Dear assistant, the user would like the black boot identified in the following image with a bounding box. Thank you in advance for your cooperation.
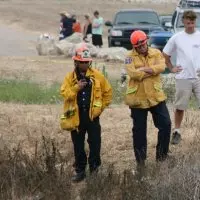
[135,160,146,179]
[71,171,86,183]
[90,167,99,174]
[89,164,100,174]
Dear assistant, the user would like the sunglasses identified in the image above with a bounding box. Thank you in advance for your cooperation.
[134,39,147,48]
[78,61,90,64]
[136,44,147,49]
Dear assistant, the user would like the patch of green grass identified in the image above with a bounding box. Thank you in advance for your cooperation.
[189,94,199,109]
[0,79,126,105]
[0,79,61,104]
[0,76,128,105]
[100,65,126,104]
[110,79,126,104]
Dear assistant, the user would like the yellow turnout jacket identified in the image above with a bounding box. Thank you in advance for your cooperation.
[60,67,112,131]
[125,47,166,109]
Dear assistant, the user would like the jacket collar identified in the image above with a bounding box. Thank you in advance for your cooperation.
[72,67,95,82]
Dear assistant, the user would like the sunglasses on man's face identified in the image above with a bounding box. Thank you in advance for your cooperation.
[135,39,147,48]
[136,44,146,49]
[79,61,90,64]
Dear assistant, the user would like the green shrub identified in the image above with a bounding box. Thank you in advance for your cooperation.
[0,80,61,104]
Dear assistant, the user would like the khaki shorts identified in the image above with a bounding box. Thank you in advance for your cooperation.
[175,79,200,110]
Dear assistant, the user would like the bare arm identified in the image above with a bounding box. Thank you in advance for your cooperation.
[83,23,88,36]
[163,52,182,73]
[162,35,182,73]
[163,52,174,71]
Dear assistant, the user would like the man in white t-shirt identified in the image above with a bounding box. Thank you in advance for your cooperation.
[163,10,200,145]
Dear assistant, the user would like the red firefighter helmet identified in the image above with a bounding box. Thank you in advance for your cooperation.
[130,30,148,47]
[72,44,92,62]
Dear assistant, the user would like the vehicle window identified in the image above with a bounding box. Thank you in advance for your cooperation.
[160,16,172,25]
[176,12,200,27]
[114,11,160,25]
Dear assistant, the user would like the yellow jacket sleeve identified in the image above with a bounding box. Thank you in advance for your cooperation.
[126,63,145,81]
[126,62,152,81]
[101,76,112,110]
[60,74,80,101]
[149,51,166,75]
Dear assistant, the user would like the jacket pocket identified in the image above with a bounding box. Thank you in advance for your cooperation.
[125,85,141,106]
[92,80,103,119]
[126,86,138,95]
[60,106,79,131]
[153,82,166,101]
[92,101,102,119]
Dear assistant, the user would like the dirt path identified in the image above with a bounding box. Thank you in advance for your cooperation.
[0,23,38,56]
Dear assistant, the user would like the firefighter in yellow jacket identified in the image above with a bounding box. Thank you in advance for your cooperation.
[125,30,171,169]
[60,44,112,182]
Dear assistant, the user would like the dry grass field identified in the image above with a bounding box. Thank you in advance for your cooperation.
[1,1,200,199]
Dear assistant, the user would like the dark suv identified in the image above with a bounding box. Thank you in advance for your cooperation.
[105,9,164,50]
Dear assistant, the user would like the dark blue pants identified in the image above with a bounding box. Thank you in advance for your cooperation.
[71,110,101,173]
[131,101,171,162]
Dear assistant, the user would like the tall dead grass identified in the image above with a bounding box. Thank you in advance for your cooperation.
[0,103,200,199]
[0,137,72,200]
[0,136,199,200]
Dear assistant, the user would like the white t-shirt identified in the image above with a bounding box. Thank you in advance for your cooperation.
[163,30,200,79]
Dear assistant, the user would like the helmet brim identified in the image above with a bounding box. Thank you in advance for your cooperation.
[133,39,147,47]
[72,56,92,62]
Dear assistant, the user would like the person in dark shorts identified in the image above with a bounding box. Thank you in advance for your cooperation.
[92,11,104,47]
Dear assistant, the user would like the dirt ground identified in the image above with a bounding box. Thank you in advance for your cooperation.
[0,56,124,84]
[1,0,198,174]
[0,0,176,35]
